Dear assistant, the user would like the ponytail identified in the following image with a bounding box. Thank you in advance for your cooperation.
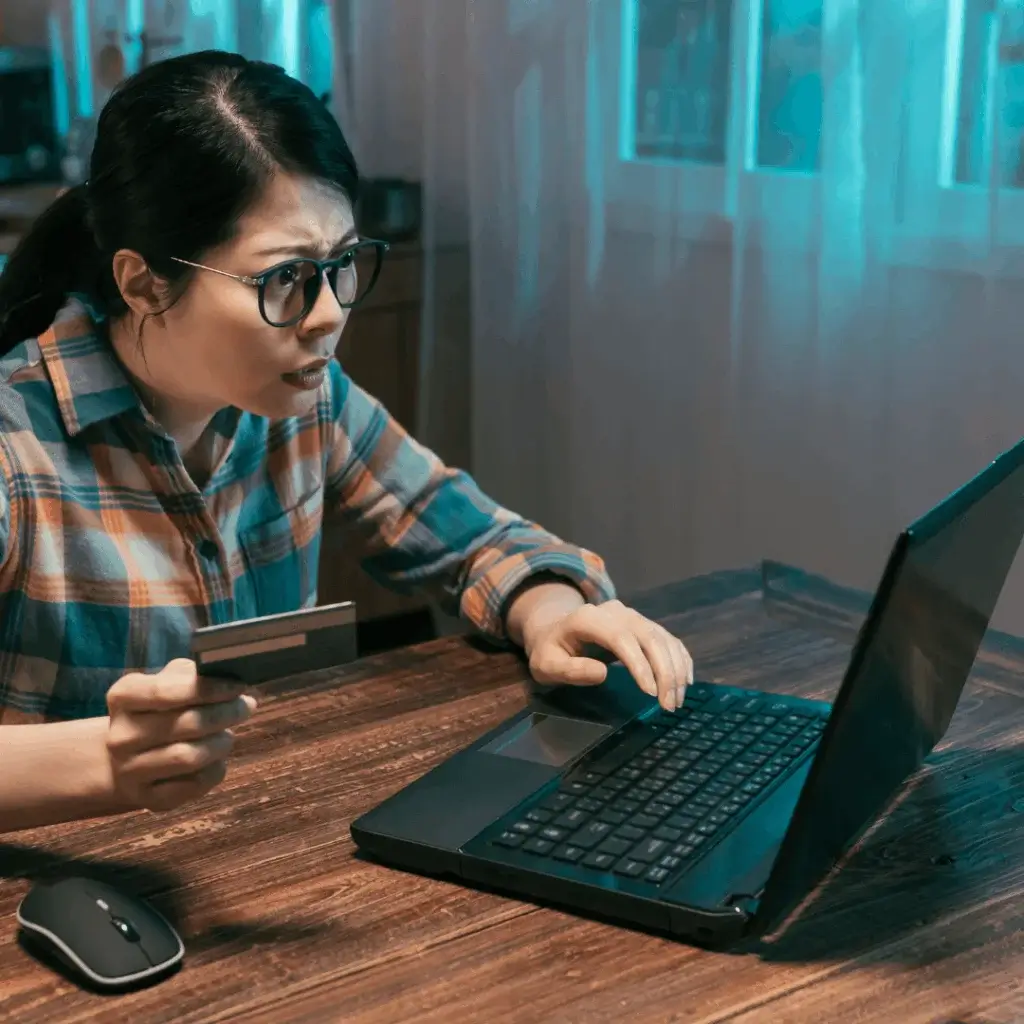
[0,185,108,355]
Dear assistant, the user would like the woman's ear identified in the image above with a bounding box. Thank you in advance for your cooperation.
[110,249,170,317]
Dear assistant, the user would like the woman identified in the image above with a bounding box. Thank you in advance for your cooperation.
[0,51,692,833]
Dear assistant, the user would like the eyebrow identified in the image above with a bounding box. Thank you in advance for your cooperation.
[253,228,359,260]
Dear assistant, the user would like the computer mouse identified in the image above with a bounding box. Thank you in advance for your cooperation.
[16,875,184,991]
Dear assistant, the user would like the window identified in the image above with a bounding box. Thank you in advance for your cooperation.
[754,0,821,173]
[606,0,825,242]
[897,0,1024,254]
[606,0,1024,259]
[631,0,733,165]
[944,0,1024,189]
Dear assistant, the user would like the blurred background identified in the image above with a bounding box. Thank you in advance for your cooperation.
[3,0,1024,643]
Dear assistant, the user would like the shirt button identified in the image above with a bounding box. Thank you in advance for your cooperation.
[198,539,219,561]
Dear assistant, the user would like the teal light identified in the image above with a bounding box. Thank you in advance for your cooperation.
[47,11,70,135]
[71,0,93,117]
[619,0,639,161]
[282,0,301,79]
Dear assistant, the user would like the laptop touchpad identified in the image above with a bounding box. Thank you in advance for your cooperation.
[481,713,612,767]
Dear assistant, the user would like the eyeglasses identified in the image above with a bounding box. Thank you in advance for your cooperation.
[171,238,389,328]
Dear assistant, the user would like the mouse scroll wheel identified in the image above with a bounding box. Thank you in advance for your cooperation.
[109,914,141,943]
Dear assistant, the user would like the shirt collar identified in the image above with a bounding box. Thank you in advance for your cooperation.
[37,297,143,437]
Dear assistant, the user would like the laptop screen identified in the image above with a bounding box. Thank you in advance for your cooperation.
[757,439,1024,933]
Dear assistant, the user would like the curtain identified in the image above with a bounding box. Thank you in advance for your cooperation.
[408,0,1024,631]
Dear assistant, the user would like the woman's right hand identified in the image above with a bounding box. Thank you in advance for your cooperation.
[104,658,257,812]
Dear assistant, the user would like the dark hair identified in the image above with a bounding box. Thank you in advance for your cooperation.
[0,50,359,353]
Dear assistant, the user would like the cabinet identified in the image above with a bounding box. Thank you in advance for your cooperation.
[317,243,430,624]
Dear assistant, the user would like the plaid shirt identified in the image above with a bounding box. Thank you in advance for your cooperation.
[0,300,615,722]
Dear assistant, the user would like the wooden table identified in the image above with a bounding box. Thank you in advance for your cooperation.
[2,562,1023,1023]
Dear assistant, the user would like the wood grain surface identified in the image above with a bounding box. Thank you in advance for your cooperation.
[1,563,1022,1024]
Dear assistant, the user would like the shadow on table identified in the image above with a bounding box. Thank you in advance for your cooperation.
[0,843,339,959]
[740,744,1024,966]
[0,843,186,924]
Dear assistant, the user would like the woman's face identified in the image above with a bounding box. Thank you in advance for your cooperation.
[115,173,356,422]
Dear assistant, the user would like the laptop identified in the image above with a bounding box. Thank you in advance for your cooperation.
[351,437,1024,946]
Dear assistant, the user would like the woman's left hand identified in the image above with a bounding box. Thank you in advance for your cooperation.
[523,599,694,712]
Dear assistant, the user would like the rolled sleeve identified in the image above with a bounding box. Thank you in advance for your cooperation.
[456,516,617,642]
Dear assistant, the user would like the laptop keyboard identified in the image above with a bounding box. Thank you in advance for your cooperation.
[485,684,827,888]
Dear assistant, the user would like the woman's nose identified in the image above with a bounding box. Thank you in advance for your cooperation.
[302,269,348,335]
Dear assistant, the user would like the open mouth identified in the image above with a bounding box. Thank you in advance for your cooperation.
[281,358,329,391]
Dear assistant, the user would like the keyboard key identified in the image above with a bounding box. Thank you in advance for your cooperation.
[733,696,764,713]
[614,859,646,878]
[540,826,570,842]
[494,831,524,848]
[719,802,742,816]
[645,866,670,884]
[617,825,645,841]
[511,821,537,835]
[654,825,682,842]
[540,792,573,812]
[571,821,614,849]
[554,844,585,863]
[583,851,616,870]
[577,797,603,813]
[658,854,682,870]
[673,843,696,857]
[612,798,642,815]
[523,837,554,855]
[666,814,697,831]
[646,803,673,818]
[597,837,632,857]
[597,808,628,826]
[696,823,718,836]
[525,808,553,824]
[629,838,669,862]
[562,781,590,796]
[554,808,588,829]
[632,814,659,830]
